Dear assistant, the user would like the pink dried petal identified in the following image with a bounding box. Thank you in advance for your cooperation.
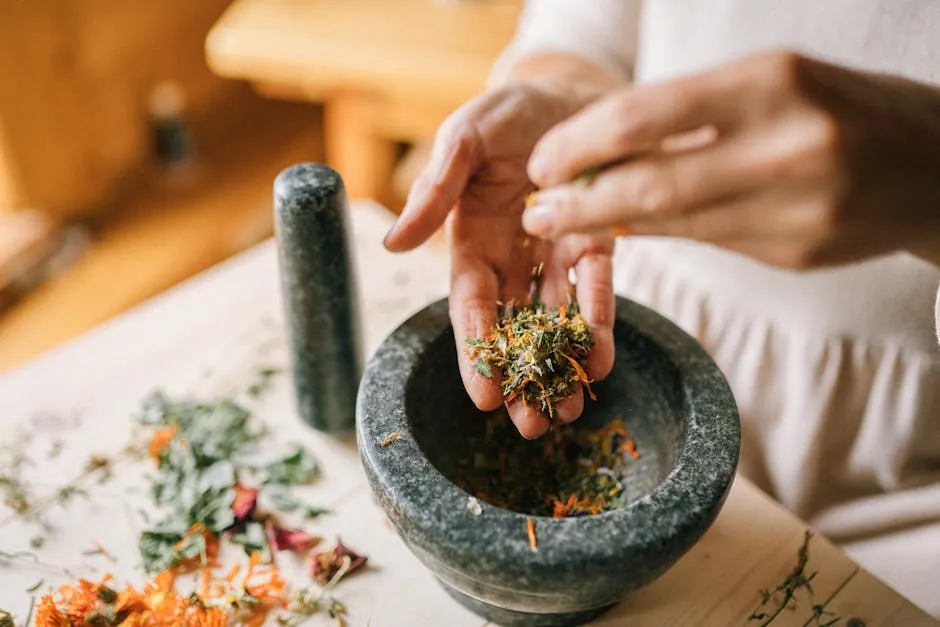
[266,520,320,553]
[231,484,259,522]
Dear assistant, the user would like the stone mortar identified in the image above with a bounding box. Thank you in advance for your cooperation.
[357,296,740,626]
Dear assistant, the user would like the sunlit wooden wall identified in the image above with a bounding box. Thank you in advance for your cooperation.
[0,0,239,218]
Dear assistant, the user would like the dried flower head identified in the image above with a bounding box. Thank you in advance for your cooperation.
[310,541,367,587]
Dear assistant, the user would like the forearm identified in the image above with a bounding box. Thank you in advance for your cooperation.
[489,51,629,110]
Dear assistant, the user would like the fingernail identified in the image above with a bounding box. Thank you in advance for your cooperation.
[528,153,548,182]
[382,228,396,249]
[384,196,417,250]
[522,199,554,236]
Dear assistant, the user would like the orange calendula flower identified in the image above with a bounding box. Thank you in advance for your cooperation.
[622,437,640,460]
[35,556,291,627]
[34,595,69,626]
[148,424,177,463]
[551,494,605,518]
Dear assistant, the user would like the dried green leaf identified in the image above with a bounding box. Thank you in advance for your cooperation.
[473,360,493,378]
[304,507,331,520]
[247,367,281,398]
[264,446,320,485]
[139,527,185,573]
[48,440,64,459]
[230,521,271,562]
[56,485,88,505]
[264,486,301,512]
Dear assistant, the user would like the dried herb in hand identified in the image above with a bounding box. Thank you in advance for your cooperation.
[466,300,595,420]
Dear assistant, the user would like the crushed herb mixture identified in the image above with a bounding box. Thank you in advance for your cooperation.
[137,391,325,574]
[21,374,368,627]
[455,409,640,518]
[466,299,595,420]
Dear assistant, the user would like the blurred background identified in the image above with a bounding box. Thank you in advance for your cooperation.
[0,0,522,371]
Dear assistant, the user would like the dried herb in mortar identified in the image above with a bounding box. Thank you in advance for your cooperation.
[456,409,640,517]
[466,299,595,420]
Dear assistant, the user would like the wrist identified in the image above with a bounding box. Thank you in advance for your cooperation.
[490,52,626,112]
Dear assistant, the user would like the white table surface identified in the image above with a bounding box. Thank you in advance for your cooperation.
[0,201,934,627]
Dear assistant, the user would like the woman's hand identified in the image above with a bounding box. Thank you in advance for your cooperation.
[522,50,940,269]
[383,82,616,438]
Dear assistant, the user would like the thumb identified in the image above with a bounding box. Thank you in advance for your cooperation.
[384,118,480,252]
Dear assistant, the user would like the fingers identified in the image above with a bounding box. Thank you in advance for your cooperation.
[507,386,584,440]
[573,251,615,380]
[384,117,481,252]
[625,193,853,269]
[528,72,742,187]
[522,137,768,239]
[450,246,504,412]
[534,249,575,308]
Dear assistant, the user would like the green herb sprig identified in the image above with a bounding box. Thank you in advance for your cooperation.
[747,531,847,626]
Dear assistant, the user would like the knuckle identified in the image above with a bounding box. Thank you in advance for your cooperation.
[756,112,845,181]
[811,195,845,233]
[766,50,810,88]
[788,244,826,270]
[626,166,676,213]
[426,178,450,205]
[805,112,844,165]
[787,213,837,270]
[439,111,470,144]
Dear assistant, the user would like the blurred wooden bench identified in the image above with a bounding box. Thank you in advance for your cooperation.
[205,0,522,208]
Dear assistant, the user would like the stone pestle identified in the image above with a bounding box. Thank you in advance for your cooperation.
[274,163,362,433]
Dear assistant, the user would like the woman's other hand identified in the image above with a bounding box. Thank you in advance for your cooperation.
[523,50,940,270]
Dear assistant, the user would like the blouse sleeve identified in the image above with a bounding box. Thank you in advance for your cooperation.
[489,0,643,84]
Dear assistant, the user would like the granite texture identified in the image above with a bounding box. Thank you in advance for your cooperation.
[275,163,362,433]
[357,296,741,626]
